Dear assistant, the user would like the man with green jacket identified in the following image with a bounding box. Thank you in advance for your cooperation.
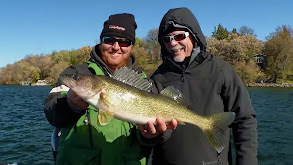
[44,13,176,165]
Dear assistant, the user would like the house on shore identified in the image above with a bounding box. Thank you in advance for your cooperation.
[31,80,51,86]
[253,54,267,69]
[21,81,31,86]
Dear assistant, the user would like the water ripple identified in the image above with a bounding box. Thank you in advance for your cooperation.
[0,86,54,165]
[0,86,293,165]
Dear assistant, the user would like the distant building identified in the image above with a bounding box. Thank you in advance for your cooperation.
[253,54,267,69]
[31,80,51,86]
[21,81,31,86]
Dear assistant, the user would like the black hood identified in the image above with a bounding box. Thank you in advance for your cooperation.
[158,7,207,58]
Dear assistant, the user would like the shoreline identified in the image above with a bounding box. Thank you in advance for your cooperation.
[246,83,293,87]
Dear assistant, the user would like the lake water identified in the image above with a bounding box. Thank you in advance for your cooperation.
[0,86,292,165]
[249,87,293,165]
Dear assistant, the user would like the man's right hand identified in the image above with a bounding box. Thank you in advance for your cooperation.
[138,117,177,139]
[67,90,89,111]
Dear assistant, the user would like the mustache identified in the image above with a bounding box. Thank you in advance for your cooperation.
[169,46,186,52]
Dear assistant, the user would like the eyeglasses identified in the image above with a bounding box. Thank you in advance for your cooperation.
[162,32,189,44]
[102,36,133,47]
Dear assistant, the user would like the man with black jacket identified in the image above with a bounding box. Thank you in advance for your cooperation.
[150,8,258,165]
[44,13,176,165]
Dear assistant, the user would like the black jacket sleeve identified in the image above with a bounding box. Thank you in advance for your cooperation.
[44,66,86,128]
[222,68,258,165]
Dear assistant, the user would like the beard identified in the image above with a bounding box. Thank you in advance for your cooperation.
[169,46,186,62]
[173,55,186,62]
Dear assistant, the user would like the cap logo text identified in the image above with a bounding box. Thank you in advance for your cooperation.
[109,25,125,31]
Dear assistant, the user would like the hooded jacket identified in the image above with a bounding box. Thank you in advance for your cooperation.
[44,44,148,165]
[151,8,258,165]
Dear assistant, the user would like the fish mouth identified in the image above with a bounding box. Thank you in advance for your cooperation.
[60,74,79,88]
[60,74,95,99]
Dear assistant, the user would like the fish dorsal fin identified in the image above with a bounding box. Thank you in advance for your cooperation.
[160,86,185,104]
[111,67,152,92]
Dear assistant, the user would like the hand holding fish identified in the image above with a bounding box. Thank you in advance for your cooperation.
[138,117,177,139]
[67,90,89,111]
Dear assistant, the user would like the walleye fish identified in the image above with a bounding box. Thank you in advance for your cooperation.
[61,67,235,153]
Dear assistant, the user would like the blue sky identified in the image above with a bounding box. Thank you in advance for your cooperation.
[0,0,292,68]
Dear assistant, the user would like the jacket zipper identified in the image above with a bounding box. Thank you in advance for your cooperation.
[181,72,185,82]
[84,109,94,148]
[217,153,222,165]
[181,64,186,82]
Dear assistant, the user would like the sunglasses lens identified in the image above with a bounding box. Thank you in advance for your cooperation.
[162,32,188,44]
[103,37,132,47]
[118,39,132,47]
[174,33,185,41]
[162,36,171,43]
[103,37,116,45]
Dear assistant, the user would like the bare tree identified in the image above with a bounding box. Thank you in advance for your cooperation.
[239,26,256,36]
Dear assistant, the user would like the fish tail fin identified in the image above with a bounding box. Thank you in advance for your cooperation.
[202,112,235,153]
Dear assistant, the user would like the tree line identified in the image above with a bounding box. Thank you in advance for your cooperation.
[1,24,293,85]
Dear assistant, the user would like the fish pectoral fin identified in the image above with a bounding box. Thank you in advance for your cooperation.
[97,88,112,109]
[97,89,115,125]
[98,110,115,126]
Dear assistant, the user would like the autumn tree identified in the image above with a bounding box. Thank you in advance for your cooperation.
[49,61,70,84]
[0,64,14,84]
[263,25,293,83]
[76,46,92,63]
[24,55,53,80]
[144,29,161,61]
[0,60,41,84]
[133,37,148,66]
[52,50,71,64]
[39,55,54,79]
[0,68,4,84]
[207,33,264,83]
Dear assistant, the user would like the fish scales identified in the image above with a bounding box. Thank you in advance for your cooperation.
[99,77,203,125]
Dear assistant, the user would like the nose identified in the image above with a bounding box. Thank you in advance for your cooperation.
[170,38,178,46]
[112,42,120,50]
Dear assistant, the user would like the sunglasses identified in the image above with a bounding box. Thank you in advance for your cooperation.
[162,32,189,44]
[102,36,133,47]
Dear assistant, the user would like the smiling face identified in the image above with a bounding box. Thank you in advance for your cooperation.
[99,36,134,70]
[163,30,194,62]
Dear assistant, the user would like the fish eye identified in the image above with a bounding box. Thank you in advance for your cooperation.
[72,75,79,80]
